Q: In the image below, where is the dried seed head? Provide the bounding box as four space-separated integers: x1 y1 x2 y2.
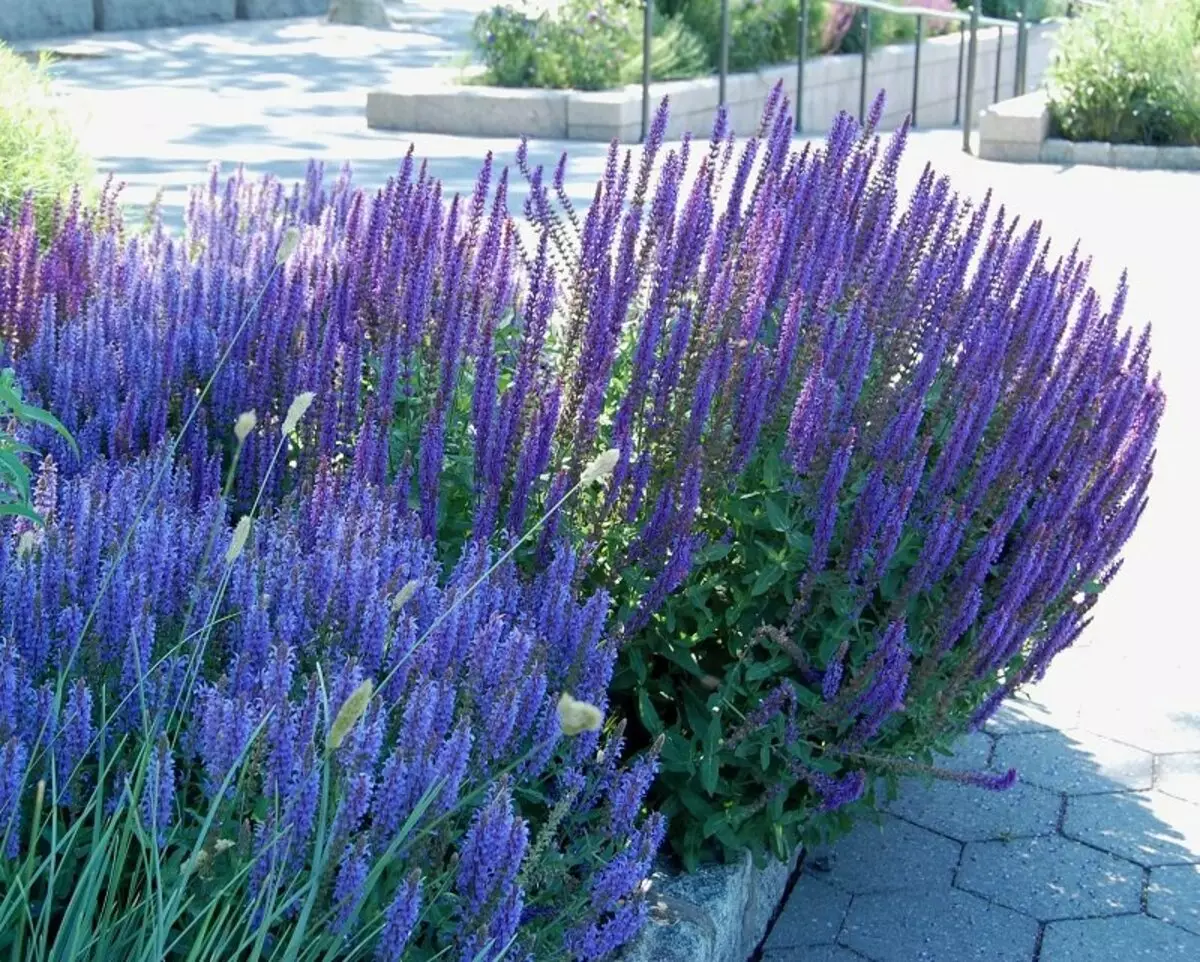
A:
557 692 604 736
225 515 252 566
580 448 620 487
281 391 316 436
327 679 374 751
392 579 420 612
234 410 257 443
276 226 300 266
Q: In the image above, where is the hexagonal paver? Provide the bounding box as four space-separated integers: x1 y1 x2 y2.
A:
992 730 1153 795
956 835 1142 920
1064 790 1200 866
984 695 1080 735
818 815 961 894
933 730 995 771
1079 704 1200 754
1148 864 1200 936
765 875 851 949
1158 752 1200 804
763 946 867 962
1040 913 1200 961
888 776 1060 842
840 887 1039 962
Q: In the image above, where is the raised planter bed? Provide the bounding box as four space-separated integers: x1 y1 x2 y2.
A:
0 0 93 42
367 24 1057 141
94 0 237 32
620 851 800 962
979 89 1200 169
0 0 335 41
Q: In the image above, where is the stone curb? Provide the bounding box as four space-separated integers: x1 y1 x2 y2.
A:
979 90 1200 170
1 0 346 41
368 25 1059 141
619 851 800 962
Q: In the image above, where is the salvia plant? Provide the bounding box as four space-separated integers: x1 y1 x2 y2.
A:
0 198 662 959
0 85 1160 900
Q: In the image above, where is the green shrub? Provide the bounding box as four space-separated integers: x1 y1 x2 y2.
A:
621 13 711 84
472 3 541 86
0 46 91 234
474 1 709 90
680 0 827 70
1048 0 1200 146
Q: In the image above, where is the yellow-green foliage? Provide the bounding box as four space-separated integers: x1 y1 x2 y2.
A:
1048 0 1200 146
0 45 91 230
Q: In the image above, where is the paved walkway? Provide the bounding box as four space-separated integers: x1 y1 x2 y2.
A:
25 13 1200 961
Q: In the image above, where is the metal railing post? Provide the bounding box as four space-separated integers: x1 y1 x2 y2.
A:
859 9 871 124
641 0 651 142
1016 0 1029 96
954 25 965 125
796 0 810 132
912 14 924 128
994 26 1003 103
962 0 980 153
719 0 730 106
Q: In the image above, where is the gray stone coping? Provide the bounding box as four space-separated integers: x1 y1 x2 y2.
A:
1 0 337 42
368 25 1057 141
979 90 1200 169
620 850 800 962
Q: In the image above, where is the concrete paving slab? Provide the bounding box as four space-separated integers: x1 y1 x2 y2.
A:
763 875 851 950
1063 791 1200 867
1040 913 1200 962
957 835 1143 921
817 815 961 895
992 730 1154 795
762 946 868 962
888 777 1060 843
1157 753 1200 804
1146 864 1200 936
840 887 1039 962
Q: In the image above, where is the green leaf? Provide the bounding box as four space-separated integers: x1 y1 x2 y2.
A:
698 541 732 563
764 497 790 532
637 689 663 736
750 562 784 597
699 748 719 795
0 502 42 522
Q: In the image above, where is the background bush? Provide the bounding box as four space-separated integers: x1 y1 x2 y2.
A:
474 0 827 90
0 46 91 237
474 0 709 90
1048 0 1200 146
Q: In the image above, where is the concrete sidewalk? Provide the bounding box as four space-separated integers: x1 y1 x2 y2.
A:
30 14 1200 961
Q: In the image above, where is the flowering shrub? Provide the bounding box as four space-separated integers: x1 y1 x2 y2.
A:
2 88 1160 892
508 94 1161 865
0 173 662 958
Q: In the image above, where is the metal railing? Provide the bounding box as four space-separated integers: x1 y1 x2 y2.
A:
640 0 1037 154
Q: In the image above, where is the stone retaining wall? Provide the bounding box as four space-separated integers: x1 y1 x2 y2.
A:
620 851 799 962
0 0 327 41
368 23 1057 141
979 89 1200 169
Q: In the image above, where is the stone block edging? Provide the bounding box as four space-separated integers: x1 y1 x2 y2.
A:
368 24 1058 141
95 0 237 32
0 0 94 42
619 850 799 962
979 90 1200 169
1 0 339 41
